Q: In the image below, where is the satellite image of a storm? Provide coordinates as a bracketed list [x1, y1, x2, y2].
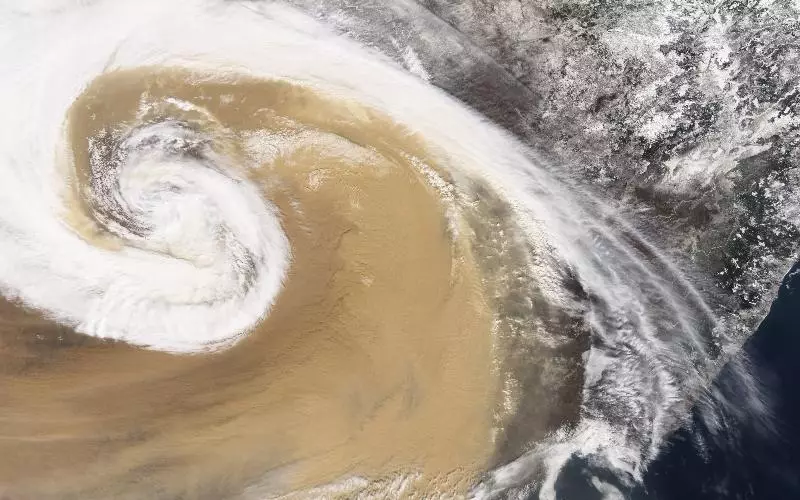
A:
[0, 1, 799, 499]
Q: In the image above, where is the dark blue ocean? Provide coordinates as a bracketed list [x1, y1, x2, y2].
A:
[550, 262, 800, 500]
[636, 261, 800, 500]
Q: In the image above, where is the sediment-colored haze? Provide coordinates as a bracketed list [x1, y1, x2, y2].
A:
[1, 1, 728, 497]
[0, 69, 507, 499]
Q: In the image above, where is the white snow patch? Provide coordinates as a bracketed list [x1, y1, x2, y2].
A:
[401, 45, 431, 81]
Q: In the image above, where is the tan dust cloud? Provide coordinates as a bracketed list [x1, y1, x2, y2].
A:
[0, 69, 500, 499]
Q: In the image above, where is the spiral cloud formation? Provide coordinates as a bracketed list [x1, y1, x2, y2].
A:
[0, 0, 728, 498]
